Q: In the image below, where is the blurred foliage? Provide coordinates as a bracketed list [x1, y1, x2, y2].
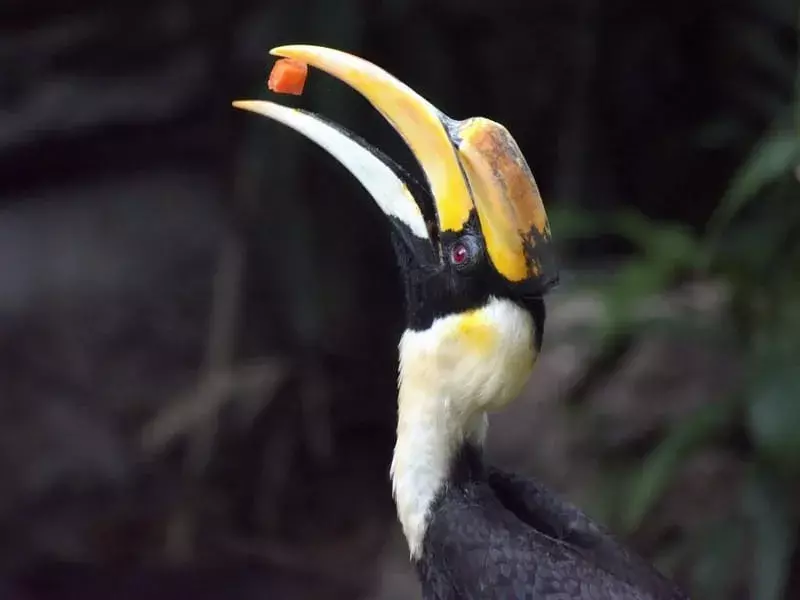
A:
[552, 7, 799, 598]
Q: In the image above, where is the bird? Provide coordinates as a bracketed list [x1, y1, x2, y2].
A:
[234, 45, 690, 600]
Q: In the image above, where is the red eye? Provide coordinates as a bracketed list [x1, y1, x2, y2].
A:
[450, 242, 469, 265]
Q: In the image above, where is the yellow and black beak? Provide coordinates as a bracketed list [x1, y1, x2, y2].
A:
[234, 45, 557, 294]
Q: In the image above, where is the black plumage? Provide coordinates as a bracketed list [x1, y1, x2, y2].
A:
[416, 444, 688, 600]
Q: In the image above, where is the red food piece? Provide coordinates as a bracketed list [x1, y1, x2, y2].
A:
[267, 58, 308, 95]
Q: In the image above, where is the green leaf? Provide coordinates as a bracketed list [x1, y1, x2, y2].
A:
[742, 468, 797, 600]
[621, 400, 738, 532]
[747, 358, 800, 472]
[710, 130, 800, 237]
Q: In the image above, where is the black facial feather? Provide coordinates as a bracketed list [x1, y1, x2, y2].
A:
[392, 210, 491, 331]
[391, 208, 547, 342]
[519, 295, 545, 353]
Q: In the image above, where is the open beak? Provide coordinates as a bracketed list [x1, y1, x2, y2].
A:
[234, 45, 557, 294]
[231, 99, 435, 263]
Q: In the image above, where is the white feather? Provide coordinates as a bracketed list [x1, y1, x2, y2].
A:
[391, 296, 537, 559]
[232, 100, 430, 240]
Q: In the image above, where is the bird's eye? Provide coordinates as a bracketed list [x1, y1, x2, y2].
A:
[449, 236, 482, 270]
[451, 242, 470, 266]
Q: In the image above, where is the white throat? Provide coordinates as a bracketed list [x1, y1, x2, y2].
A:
[390, 296, 536, 559]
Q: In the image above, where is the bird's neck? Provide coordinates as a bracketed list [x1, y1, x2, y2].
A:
[389, 297, 538, 559]
[390, 383, 488, 560]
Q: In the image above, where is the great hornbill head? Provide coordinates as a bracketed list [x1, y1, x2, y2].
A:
[235, 45, 558, 411]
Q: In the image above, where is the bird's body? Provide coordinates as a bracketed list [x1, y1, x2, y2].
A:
[417, 445, 686, 599]
[235, 45, 690, 599]
[390, 295, 685, 600]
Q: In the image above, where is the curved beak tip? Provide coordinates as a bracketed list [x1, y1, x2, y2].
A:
[232, 100, 273, 116]
[270, 44, 314, 58]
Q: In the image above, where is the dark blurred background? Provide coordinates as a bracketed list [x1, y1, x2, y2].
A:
[1, 1, 798, 599]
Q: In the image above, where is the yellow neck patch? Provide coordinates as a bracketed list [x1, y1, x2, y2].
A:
[453, 309, 499, 355]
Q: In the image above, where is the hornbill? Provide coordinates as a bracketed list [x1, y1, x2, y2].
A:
[234, 45, 689, 600]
